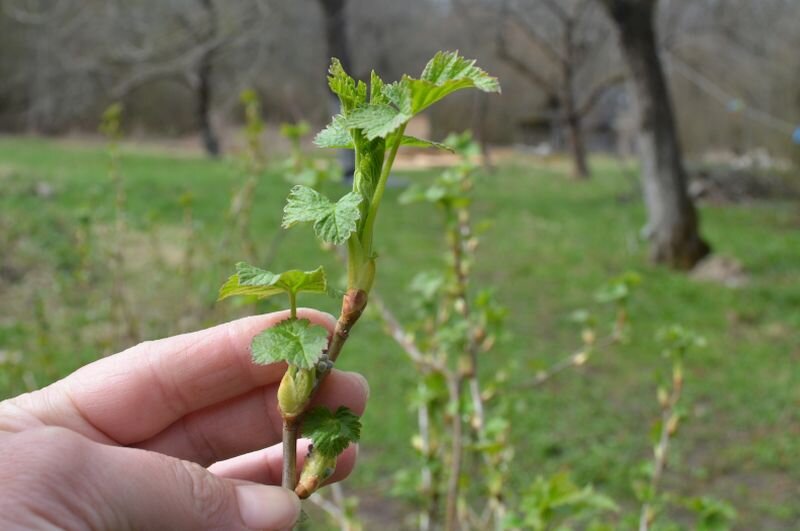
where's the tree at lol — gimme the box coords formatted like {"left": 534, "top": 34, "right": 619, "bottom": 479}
{"left": 599, "top": 0, "right": 710, "bottom": 268}
{"left": 496, "top": 0, "right": 623, "bottom": 179}
{"left": 317, "top": 0, "right": 356, "bottom": 178}
{"left": 106, "top": 0, "right": 268, "bottom": 157}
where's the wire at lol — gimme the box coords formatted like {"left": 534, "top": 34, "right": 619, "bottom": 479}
{"left": 664, "top": 52, "right": 797, "bottom": 137}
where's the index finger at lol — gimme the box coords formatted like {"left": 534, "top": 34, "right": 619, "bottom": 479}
{"left": 13, "top": 309, "right": 336, "bottom": 445}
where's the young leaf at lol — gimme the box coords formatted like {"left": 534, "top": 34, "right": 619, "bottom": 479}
{"left": 370, "top": 70, "right": 388, "bottom": 104}
{"left": 283, "top": 185, "right": 362, "bottom": 245}
{"left": 341, "top": 104, "right": 410, "bottom": 140}
{"left": 328, "top": 58, "right": 367, "bottom": 112}
{"left": 302, "top": 406, "right": 362, "bottom": 458}
{"left": 398, "top": 135, "right": 455, "bottom": 152}
{"left": 407, "top": 51, "right": 500, "bottom": 114}
{"left": 218, "top": 263, "right": 327, "bottom": 301}
{"left": 317, "top": 52, "right": 499, "bottom": 145}
{"left": 420, "top": 50, "right": 500, "bottom": 91}
{"left": 314, "top": 114, "right": 352, "bottom": 149}
{"left": 251, "top": 318, "right": 328, "bottom": 369}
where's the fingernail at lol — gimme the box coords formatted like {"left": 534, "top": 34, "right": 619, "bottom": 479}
{"left": 236, "top": 485, "right": 300, "bottom": 530}
{"left": 348, "top": 371, "right": 370, "bottom": 400}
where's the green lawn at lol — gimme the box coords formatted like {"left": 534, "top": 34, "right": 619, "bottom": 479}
{"left": 1, "top": 136, "right": 798, "bottom": 529}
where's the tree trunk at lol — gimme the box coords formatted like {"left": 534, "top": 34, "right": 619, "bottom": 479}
{"left": 197, "top": 0, "right": 220, "bottom": 158}
{"left": 319, "top": 0, "right": 355, "bottom": 178}
{"left": 562, "top": 20, "right": 590, "bottom": 179}
{"left": 565, "top": 110, "right": 590, "bottom": 179}
{"left": 197, "top": 50, "right": 220, "bottom": 158}
{"left": 602, "top": 0, "right": 710, "bottom": 269}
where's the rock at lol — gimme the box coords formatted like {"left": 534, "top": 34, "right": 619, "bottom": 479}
{"left": 690, "top": 255, "right": 749, "bottom": 288}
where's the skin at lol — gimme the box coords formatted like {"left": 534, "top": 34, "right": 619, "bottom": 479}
{"left": 0, "top": 309, "right": 369, "bottom": 531}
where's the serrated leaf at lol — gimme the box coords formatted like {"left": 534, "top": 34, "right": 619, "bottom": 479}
{"left": 282, "top": 186, "right": 363, "bottom": 245}
{"left": 399, "top": 135, "right": 454, "bottom": 152}
{"left": 420, "top": 51, "right": 501, "bottom": 92}
{"left": 314, "top": 114, "right": 352, "bottom": 149}
{"left": 370, "top": 70, "right": 388, "bottom": 104}
{"left": 251, "top": 318, "right": 328, "bottom": 369}
{"left": 341, "top": 104, "right": 410, "bottom": 140}
{"left": 319, "top": 52, "right": 497, "bottom": 147}
{"left": 282, "top": 186, "right": 337, "bottom": 225}
{"left": 408, "top": 51, "right": 500, "bottom": 114}
{"left": 218, "top": 263, "right": 327, "bottom": 301}
{"left": 302, "top": 406, "right": 362, "bottom": 458}
{"left": 328, "top": 58, "right": 366, "bottom": 112}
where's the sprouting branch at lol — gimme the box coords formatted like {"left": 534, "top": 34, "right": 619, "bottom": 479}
{"left": 444, "top": 373, "right": 464, "bottom": 531}
{"left": 519, "top": 335, "right": 618, "bottom": 389}
{"left": 371, "top": 293, "right": 447, "bottom": 374}
{"left": 639, "top": 360, "right": 684, "bottom": 531}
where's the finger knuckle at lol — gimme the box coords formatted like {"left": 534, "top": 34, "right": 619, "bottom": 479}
{"left": 172, "top": 459, "right": 232, "bottom": 526}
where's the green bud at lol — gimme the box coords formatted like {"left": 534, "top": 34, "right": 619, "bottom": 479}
{"left": 278, "top": 367, "right": 315, "bottom": 420}
{"left": 295, "top": 447, "right": 337, "bottom": 499}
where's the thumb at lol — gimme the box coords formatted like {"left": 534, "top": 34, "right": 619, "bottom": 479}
{"left": 1, "top": 427, "right": 301, "bottom": 531}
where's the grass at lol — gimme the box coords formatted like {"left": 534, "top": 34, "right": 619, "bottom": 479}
{"left": 1, "top": 136, "right": 799, "bottom": 529}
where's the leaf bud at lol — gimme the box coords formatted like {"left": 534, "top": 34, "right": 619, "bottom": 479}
{"left": 278, "top": 367, "right": 315, "bottom": 420}
{"left": 411, "top": 435, "right": 424, "bottom": 453}
{"left": 666, "top": 414, "right": 680, "bottom": 435}
{"left": 657, "top": 387, "right": 669, "bottom": 407}
{"left": 295, "top": 448, "right": 337, "bottom": 499}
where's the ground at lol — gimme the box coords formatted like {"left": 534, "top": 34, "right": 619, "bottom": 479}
{"left": 0, "top": 136, "right": 798, "bottom": 529}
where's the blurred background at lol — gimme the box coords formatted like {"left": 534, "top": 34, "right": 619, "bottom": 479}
{"left": 0, "top": 0, "right": 798, "bottom": 529}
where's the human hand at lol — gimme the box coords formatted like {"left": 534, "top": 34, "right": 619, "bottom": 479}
{"left": 0, "top": 309, "right": 369, "bottom": 530}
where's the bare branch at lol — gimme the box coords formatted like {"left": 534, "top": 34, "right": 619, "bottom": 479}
{"left": 370, "top": 293, "right": 448, "bottom": 375}
{"left": 577, "top": 72, "right": 625, "bottom": 117}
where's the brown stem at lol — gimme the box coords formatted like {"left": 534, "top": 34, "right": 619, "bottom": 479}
{"left": 517, "top": 334, "right": 619, "bottom": 389}
{"left": 370, "top": 291, "right": 449, "bottom": 530}
{"left": 328, "top": 288, "right": 368, "bottom": 363}
{"left": 444, "top": 374, "right": 464, "bottom": 531}
{"left": 282, "top": 419, "right": 298, "bottom": 490}
{"left": 639, "top": 364, "right": 682, "bottom": 531}
{"left": 418, "top": 399, "right": 436, "bottom": 531}
{"left": 288, "top": 288, "right": 368, "bottom": 497}
{"left": 450, "top": 209, "right": 485, "bottom": 433}
{"left": 371, "top": 293, "right": 446, "bottom": 373}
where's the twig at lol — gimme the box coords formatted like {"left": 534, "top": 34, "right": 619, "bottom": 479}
{"left": 417, "top": 398, "right": 437, "bottom": 531}
{"left": 639, "top": 362, "right": 683, "bottom": 531}
{"left": 309, "top": 491, "right": 348, "bottom": 530}
{"left": 370, "top": 293, "right": 446, "bottom": 374}
{"left": 282, "top": 420, "right": 298, "bottom": 490}
{"left": 444, "top": 373, "right": 464, "bottom": 531}
{"left": 518, "top": 334, "right": 618, "bottom": 389}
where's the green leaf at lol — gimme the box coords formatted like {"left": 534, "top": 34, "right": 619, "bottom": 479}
{"left": 302, "top": 406, "right": 362, "bottom": 458}
{"left": 315, "top": 120, "right": 440, "bottom": 150}
{"left": 370, "top": 70, "right": 388, "bottom": 105}
{"left": 251, "top": 318, "right": 328, "bottom": 369}
{"left": 218, "top": 263, "right": 327, "bottom": 301}
{"left": 399, "top": 135, "right": 454, "bottom": 152}
{"left": 327, "top": 58, "right": 367, "bottom": 112}
{"left": 407, "top": 51, "right": 501, "bottom": 114}
{"left": 341, "top": 104, "right": 410, "bottom": 140}
{"left": 317, "top": 52, "right": 498, "bottom": 147}
{"left": 283, "top": 185, "right": 362, "bottom": 245}
{"left": 314, "top": 114, "right": 352, "bottom": 149}
{"left": 420, "top": 50, "right": 500, "bottom": 91}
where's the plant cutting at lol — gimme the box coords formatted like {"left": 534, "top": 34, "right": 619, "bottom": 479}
{"left": 218, "top": 51, "right": 501, "bottom": 499}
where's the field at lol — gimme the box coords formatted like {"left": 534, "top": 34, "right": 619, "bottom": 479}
{"left": 1, "top": 136, "right": 799, "bottom": 529}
